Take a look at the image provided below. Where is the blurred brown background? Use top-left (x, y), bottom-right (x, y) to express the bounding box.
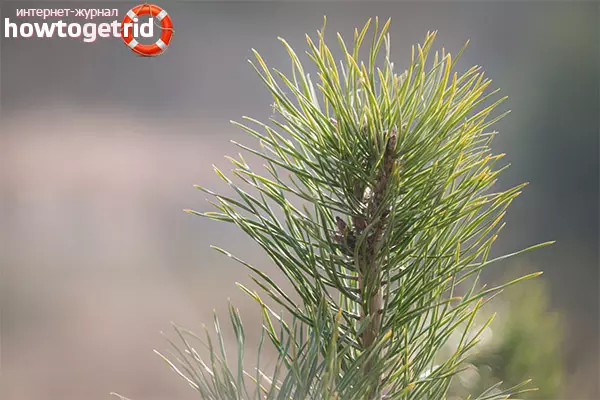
top-left (1, 1), bottom-right (598, 399)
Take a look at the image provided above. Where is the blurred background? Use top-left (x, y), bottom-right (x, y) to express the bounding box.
top-left (1, 1), bottom-right (598, 399)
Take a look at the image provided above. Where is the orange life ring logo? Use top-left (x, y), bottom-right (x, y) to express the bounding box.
top-left (121, 4), bottom-right (173, 57)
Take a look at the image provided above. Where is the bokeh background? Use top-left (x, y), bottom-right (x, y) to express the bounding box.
top-left (1, 1), bottom-right (598, 399)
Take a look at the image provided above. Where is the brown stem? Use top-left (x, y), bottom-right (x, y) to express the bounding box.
top-left (359, 249), bottom-right (384, 399)
top-left (360, 272), bottom-right (383, 348)
top-left (356, 126), bottom-right (398, 399)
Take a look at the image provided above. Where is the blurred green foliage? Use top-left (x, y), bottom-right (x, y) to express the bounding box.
top-left (449, 270), bottom-right (564, 399)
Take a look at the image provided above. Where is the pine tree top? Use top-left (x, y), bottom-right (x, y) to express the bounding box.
top-left (157, 18), bottom-right (552, 400)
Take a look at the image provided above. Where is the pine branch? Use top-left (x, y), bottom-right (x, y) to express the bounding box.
top-left (157, 17), bottom-right (553, 400)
